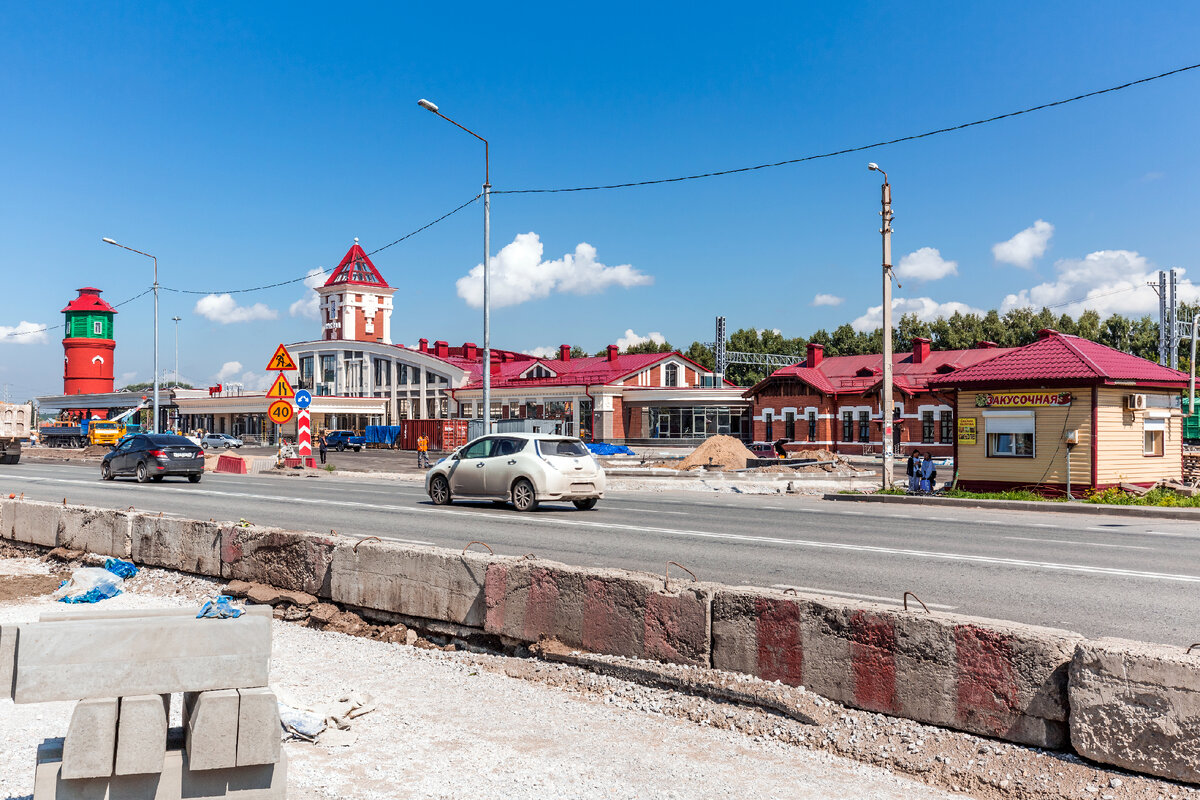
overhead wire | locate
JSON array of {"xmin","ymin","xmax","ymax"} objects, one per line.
[
  {"xmin": 0, "ymin": 287, "xmax": 155, "ymax": 341},
  {"xmin": 492, "ymin": 62, "xmax": 1200, "ymax": 195}
]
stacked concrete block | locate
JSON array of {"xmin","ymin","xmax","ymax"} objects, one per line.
[
  {"xmin": 237, "ymin": 688, "xmax": 283, "ymax": 767},
  {"xmin": 710, "ymin": 587, "xmax": 1080, "ymax": 748},
  {"xmin": 221, "ymin": 526, "xmax": 343, "ymax": 595},
  {"xmin": 331, "ymin": 542, "xmax": 492, "ymax": 626},
  {"xmin": 115, "ymin": 694, "xmax": 169, "ymax": 775},
  {"xmin": 5, "ymin": 500, "xmax": 62, "ymax": 547},
  {"xmin": 484, "ymin": 558, "xmax": 713, "ymax": 667},
  {"xmin": 185, "ymin": 689, "xmax": 240, "ymax": 770},
  {"xmin": 131, "ymin": 515, "xmax": 226, "ymax": 577},
  {"xmin": 60, "ymin": 698, "xmax": 118, "ymax": 779},
  {"xmin": 1069, "ymin": 638, "xmax": 1200, "ymax": 783}
]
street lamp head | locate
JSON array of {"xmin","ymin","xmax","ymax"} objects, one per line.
[
  {"xmin": 102, "ymin": 237, "xmax": 118, "ymax": 245},
  {"xmin": 867, "ymin": 163, "xmax": 879, "ymax": 172},
  {"xmin": 417, "ymin": 98, "xmax": 439, "ymax": 113}
]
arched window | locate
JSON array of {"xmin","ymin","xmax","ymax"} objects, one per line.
[{"xmin": 664, "ymin": 363, "xmax": 679, "ymax": 387}]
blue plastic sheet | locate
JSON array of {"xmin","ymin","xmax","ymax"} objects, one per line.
[
  {"xmin": 587, "ymin": 442, "xmax": 635, "ymax": 456},
  {"xmin": 56, "ymin": 568, "xmax": 124, "ymax": 604},
  {"xmin": 197, "ymin": 595, "xmax": 244, "ymax": 619},
  {"xmin": 103, "ymin": 558, "xmax": 138, "ymax": 579},
  {"xmin": 365, "ymin": 425, "xmax": 402, "ymax": 445}
]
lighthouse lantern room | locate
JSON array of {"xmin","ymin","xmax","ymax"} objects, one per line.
[{"xmin": 62, "ymin": 287, "xmax": 117, "ymax": 398}]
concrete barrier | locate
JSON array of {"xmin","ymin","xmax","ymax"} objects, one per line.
[
  {"xmin": 331, "ymin": 541, "xmax": 492, "ymax": 627},
  {"xmin": 58, "ymin": 506, "xmax": 132, "ymax": 559},
  {"xmin": 710, "ymin": 587, "xmax": 1079, "ymax": 748},
  {"xmin": 2, "ymin": 499, "xmax": 61, "ymax": 547},
  {"xmin": 221, "ymin": 526, "xmax": 342, "ymax": 596},
  {"xmin": 131, "ymin": 515, "xmax": 225, "ymax": 577},
  {"xmin": 484, "ymin": 559, "xmax": 712, "ymax": 667},
  {"xmin": 1069, "ymin": 638, "xmax": 1200, "ymax": 783}
]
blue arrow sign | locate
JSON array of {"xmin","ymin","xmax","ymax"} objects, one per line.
[{"xmin": 294, "ymin": 389, "xmax": 312, "ymax": 409}]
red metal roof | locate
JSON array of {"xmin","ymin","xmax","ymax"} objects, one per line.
[
  {"xmin": 928, "ymin": 330, "xmax": 1190, "ymax": 388},
  {"xmin": 61, "ymin": 287, "xmax": 117, "ymax": 314},
  {"xmin": 746, "ymin": 344, "xmax": 1014, "ymax": 397},
  {"xmin": 324, "ymin": 242, "xmax": 390, "ymax": 288},
  {"xmin": 461, "ymin": 351, "xmax": 726, "ymax": 390}
]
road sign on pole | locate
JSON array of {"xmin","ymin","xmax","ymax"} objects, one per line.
[
  {"xmin": 266, "ymin": 344, "xmax": 297, "ymax": 371},
  {"xmin": 297, "ymin": 408, "xmax": 312, "ymax": 461},
  {"xmin": 266, "ymin": 373, "xmax": 295, "ymax": 399},
  {"xmin": 295, "ymin": 389, "xmax": 312, "ymax": 409},
  {"xmin": 268, "ymin": 400, "xmax": 294, "ymax": 425}
]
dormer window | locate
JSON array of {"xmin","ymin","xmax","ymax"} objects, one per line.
[
  {"xmin": 664, "ymin": 363, "xmax": 679, "ymax": 387},
  {"xmin": 523, "ymin": 364, "xmax": 555, "ymax": 380},
  {"xmin": 856, "ymin": 367, "xmax": 876, "ymax": 378}
]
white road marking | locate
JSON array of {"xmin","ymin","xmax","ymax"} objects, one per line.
[
  {"xmin": 887, "ymin": 513, "xmax": 913, "ymax": 518},
  {"xmin": 771, "ymin": 584, "xmax": 957, "ymax": 610},
  {"xmin": 1004, "ymin": 536, "xmax": 1151, "ymax": 551},
  {"xmin": 7, "ymin": 473, "xmax": 1199, "ymax": 585},
  {"xmin": 1031, "ymin": 523, "xmax": 1056, "ymax": 528},
  {"xmin": 608, "ymin": 508, "xmax": 689, "ymax": 515},
  {"xmin": 842, "ymin": 510, "xmax": 865, "ymax": 515}
]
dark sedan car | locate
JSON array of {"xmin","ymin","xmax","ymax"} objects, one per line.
[{"xmin": 101, "ymin": 434, "xmax": 205, "ymax": 483}]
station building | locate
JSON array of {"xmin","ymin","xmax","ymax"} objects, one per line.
[
  {"xmin": 743, "ymin": 337, "xmax": 1015, "ymax": 457},
  {"xmin": 928, "ymin": 329, "xmax": 1190, "ymax": 494}
]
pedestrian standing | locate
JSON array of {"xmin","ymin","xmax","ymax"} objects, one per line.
[
  {"xmin": 417, "ymin": 434, "xmax": 430, "ymax": 468},
  {"xmin": 920, "ymin": 453, "xmax": 936, "ymax": 494},
  {"xmin": 906, "ymin": 450, "xmax": 920, "ymax": 493},
  {"xmin": 318, "ymin": 432, "xmax": 328, "ymax": 465}
]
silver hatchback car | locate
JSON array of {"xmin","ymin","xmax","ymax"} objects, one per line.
[{"xmin": 425, "ymin": 433, "xmax": 605, "ymax": 511}]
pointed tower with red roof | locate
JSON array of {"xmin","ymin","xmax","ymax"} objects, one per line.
[
  {"xmin": 61, "ymin": 287, "xmax": 117, "ymax": 396},
  {"xmin": 316, "ymin": 239, "xmax": 396, "ymax": 343}
]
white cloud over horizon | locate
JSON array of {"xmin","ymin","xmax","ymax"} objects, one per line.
[
  {"xmin": 456, "ymin": 233, "xmax": 652, "ymax": 309},
  {"xmin": 615, "ymin": 329, "xmax": 667, "ymax": 350},
  {"xmin": 213, "ymin": 360, "xmax": 272, "ymax": 391},
  {"xmin": 0, "ymin": 321, "xmax": 49, "ymax": 344},
  {"xmin": 852, "ymin": 297, "xmax": 986, "ymax": 332},
  {"xmin": 1000, "ymin": 249, "xmax": 1197, "ymax": 318},
  {"xmin": 194, "ymin": 294, "xmax": 279, "ymax": 324},
  {"xmin": 993, "ymin": 220, "xmax": 1054, "ymax": 268},
  {"xmin": 811, "ymin": 293, "xmax": 844, "ymax": 307},
  {"xmin": 896, "ymin": 247, "xmax": 958, "ymax": 282},
  {"xmin": 289, "ymin": 269, "xmax": 328, "ymax": 319},
  {"xmin": 522, "ymin": 346, "xmax": 561, "ymax": 359}
]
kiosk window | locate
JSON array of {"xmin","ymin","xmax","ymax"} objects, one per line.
[
  {"xmin": 1143, "ymin": 418, "xmax": 1165, "ymax": 456},
  {"xmin": 985, "ymin": 413, "xmax": 1035, "ymax": 458}
]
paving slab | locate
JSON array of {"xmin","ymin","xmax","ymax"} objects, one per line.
[
  {"xmin": 61, "ymin": 697, "xmax": 118, "ymax": 779},
  {"xmin": 186, "ymin": 689, "xmax": 240, "ymax": 771},
  {"xmin": 236, "ymin": 688, "xmax": 281, "ymax": 766},
  {"xmin": 115, "ymin": 694, "xmax": 169, "ymax": 775},
  {"xmin": 0, "ymin": 624, "xmax": 16, "ymax": 700}
]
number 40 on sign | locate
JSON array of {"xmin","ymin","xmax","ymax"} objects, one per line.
[{"xmin": 268, "ymin": 400, "xmax": 294, "ymax": 425}]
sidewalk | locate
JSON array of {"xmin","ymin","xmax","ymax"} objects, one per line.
[{"xmin": 822, "ymin": 491, "xmax": 1200, "ymax": 520}]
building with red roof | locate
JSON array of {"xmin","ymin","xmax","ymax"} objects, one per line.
[
  {"xmin": 742, "ymin": 337, "xmax": 1014, "ymax": 457},
  {"xmin": 927, "ymin": 329, "xmax": 1189, "ymax": 494},
  {"xmin": 316, "ymin": 240, "xmax": 396, "ymax": 344}
]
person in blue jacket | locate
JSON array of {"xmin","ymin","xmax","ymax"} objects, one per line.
[{"xmin": 920, "ymin": 453, "xmax": 937, "ymax": 493}]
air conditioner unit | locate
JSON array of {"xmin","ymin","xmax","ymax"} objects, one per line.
[{"xmin": 1126, "ymin": 393, "xmax": 1148, "ymax": 410}]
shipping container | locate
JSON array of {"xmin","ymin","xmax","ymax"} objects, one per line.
[
  {"xmin": 1184, "ymin": 396, "xmax": 1200, "ymax": 442},
  {"xmin": 395, "ymin": 418, "xmax": 470, "ymax": 451},
  {"xmin": 467, "ymin": 417, "xmax": 558, "ymax": 441}
]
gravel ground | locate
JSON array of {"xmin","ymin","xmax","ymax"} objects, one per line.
[{"xmin": 0, "ymin": 556, "xmax": 958, "ymax": 800}]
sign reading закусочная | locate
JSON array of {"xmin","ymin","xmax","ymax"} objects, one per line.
[{"xmin": 975, "ymin": 391, "xmax": 1073, "ymax": 408}]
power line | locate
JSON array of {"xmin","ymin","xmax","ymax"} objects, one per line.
[
  {"xmin": 493, "ymin": 62, "xmax": 1200, "ymax": 195},
  {"xmin": 160, "ymin": 194, "xmax": 482, "ymax": 296},
  {"xmin": 0, "ymin": 287, "xmax": 154, "ymax": 341}
]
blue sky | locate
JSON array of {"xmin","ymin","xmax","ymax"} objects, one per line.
[{"xmin": 2, "ymin": 2, "xmax": 1199, "ymax": 399}]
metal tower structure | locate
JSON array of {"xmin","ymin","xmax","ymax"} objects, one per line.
[{"xmin": 706, "ymin": 316, "xmax": 798, "ymax": 377}]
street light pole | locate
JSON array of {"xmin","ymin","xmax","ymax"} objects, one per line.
[
  {"xmin": 103, "ymin": 238, "xmax": 159, "ymax": 434},
  {"xmin": 868, "ymin": 164, "xmax": 895, "ymax": 489},
  {"xmin": 417, "ymin": 98, "xmax": 492, "ymax": 434},
  {"xmin": 172, "ymin": 316, "xmax": 182, "ymax": 387}
]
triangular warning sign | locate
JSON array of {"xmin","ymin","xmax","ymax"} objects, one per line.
[
  {"xmin": 266, "ymin": 373, "xmax": 295, "ymax": 399},
  {"xmin": 266, "ymin": 343, "xmax": 297, "ymax": 371}
]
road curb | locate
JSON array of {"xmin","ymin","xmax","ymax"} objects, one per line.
[{"xmin": 821, "ymin": 492, "xmax": 1200, "ymax": 520}]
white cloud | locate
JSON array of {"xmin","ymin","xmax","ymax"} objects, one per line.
[
  {"xmin": 615, "ymin": 329, "xmax": 667, "ymax": 350},
  {"xmin": 896, "ymin": 247, "xmax": 958, "ymax": 281},
  {"xmin": 522, "ymin": 346, "xmax": 561, "ymax": 359},
  {"xmin": 1000, "ymin": 249, "xmax": 1197, "ymax": 318},
  {"xmin": 119, "ymin": 371, "xmax": 137, "ymax": 384},
  {"xmin": 213, "ymin": 360, "xmax": 272, "ymax": 391},
  {"xmin": 289, "ymin": 269, "xmax": 328, "ymax": 319},
  {"xmin": 0, "ymin": 321, "xmax": 49, "ymax": 344},
  {"xmin": 456, "ymin": 233, "xmax": 652, "ymax": 309},
  {"xmin": 811, "ymin": 293, "xmax": 844, "ymax": 307},
  {"xmin": 852, "ymin": 297, "xmax": 986, "ymax": 332},
  {"xmin": 216, "ymin": 361, "xmax": 243, "ymax": 381},
  {"xmin": 992, "ymin": 220, "xmax": 1054, "ymax": 269},
  {"xmin": 194, "ymin": 294, "xmax": 279, "ymax": 324}
]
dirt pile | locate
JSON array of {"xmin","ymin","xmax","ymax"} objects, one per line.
[{"xmin": 675, "ymin": 435, "xmax": 757, "ymax": 471}]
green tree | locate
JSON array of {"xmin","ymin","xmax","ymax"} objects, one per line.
[
  {"xmin": 1076, "ymin": 310, "xmax": 1101, "ymax": 341},
  {"xmin": 118, "ymin": 381, "xmax": 194, "ymax": 392},
  {"xmin": 569, "ymin": 345, "xmax": 588, "ymax": 359},
  {"xmin": 623, "ymin": 339, "xmax": 673, "ymax": 355},
  {"xmin": 684, "ymin": 341, "xmax": 715, "ymax": 370},
  {"xmin": 1129, "ymin": 316, "xmax": 1160, "ymax": 361}
]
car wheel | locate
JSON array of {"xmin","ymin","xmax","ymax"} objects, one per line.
[
  {"xmin": 152, "ymin": 475, "xmax": 165, "ymax": 482},
  {"xmin": 136, "ymin": 462, "xmax": 150, "ymax": 483},
  {"xmin": 511, "ymin": 478, "xmax": 538, "ymax": 512},
  {"xmin": 429, "ymin": 475, "xmax": 452, "ymax": 505},
  {"xmin": 572, "ymin": 498, "xmax": 598, "ymax": 511},
  {"xmin": 101, "ymin": 462, "xmax": 113, "ymax": 481},
  {"xmin": 188, "ymin": 474, "xmax": 202, "ymax": 483},
  {"xmin": 354, "ymin": 446, "xmax": 361, "ymax": 452},
  {"xmin": 337, "ymin": 443, "xmax": 346, "ymax": 452}
]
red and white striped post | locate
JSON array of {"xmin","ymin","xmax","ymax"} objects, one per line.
[{"xmin": 297, "ymin": 409, "xmax": 312, "ymax": 465}]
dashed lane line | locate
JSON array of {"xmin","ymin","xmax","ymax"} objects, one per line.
[{"xmin": 1004, "ymin": 536, "xmax": 1152, "ymax": 551}]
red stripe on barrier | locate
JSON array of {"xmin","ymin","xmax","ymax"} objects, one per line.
[
  {"xmin": 484, "ymin": 564, "xmax": 508, "ymax": 632},
  {"xmin": 755, "ymin": 598, "xmax": 803, "ymax": 685},
  {"xmin": 583, "ymin": 579, "xmax": 638, "ymax": 655},
  {"xmin": 954, "ymin": 624, "xmax": 1018, "ymax": 736},
  {"xmin": 214, "ymin": 455, "xmax": 247, "ymax": 474},
  {"xmin": 522, "ymin": 568, "xmax": 560, "ymax": 641},
  {"xmin": 850, "ymin": 611, "xmax": 898, "ymax": 713},
  {"xmin": 644, "ymin": 592, "xmax": 706, "ymax": 664}
]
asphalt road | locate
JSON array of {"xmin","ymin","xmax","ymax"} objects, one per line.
[{"xmin": 3, "ymin": 461, "xmax": 1197, "ymax": 646}]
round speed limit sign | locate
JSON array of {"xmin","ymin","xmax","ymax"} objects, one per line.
[{"xmin": 268, "ymin": 399, "xmax": 294, "ymax": 425}]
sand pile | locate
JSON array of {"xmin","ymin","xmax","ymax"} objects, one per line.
[
  {"xmin": 785, "ymin": 448, "xmax": 837, "ymax": 461},
  {"xmin": 676, "ymin": 435, "xmax": 757, "ymax": 470}
]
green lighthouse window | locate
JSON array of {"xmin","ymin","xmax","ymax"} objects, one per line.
[{"xmin": 93, "ymin": 321, "xmax": 102, "ymax": 335}]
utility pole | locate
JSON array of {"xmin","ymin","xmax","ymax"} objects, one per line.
[
  {"xmin": 869, "ymin": 163, "xmax": 895, "ymax": 489},
  {"xmin": 172, "ymin": 316, "xmax": 182, "ymax": 387},
  {"xmin": 1170, "ymin": 269, "xmax": 1179, "ymax": 370}
]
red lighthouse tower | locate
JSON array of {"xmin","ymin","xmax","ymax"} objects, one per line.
[{"xmin": 62, "ymin": 288, "xmax": 117, "ymax": 400}]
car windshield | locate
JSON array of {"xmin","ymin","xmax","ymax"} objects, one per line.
[
  {"xmin": 147, "ymin": 435, "xmax": 195, "ymax": 446},
  {"xmin": 538, "ymin": 439, "xmax": 589, "ymax": 457}
]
